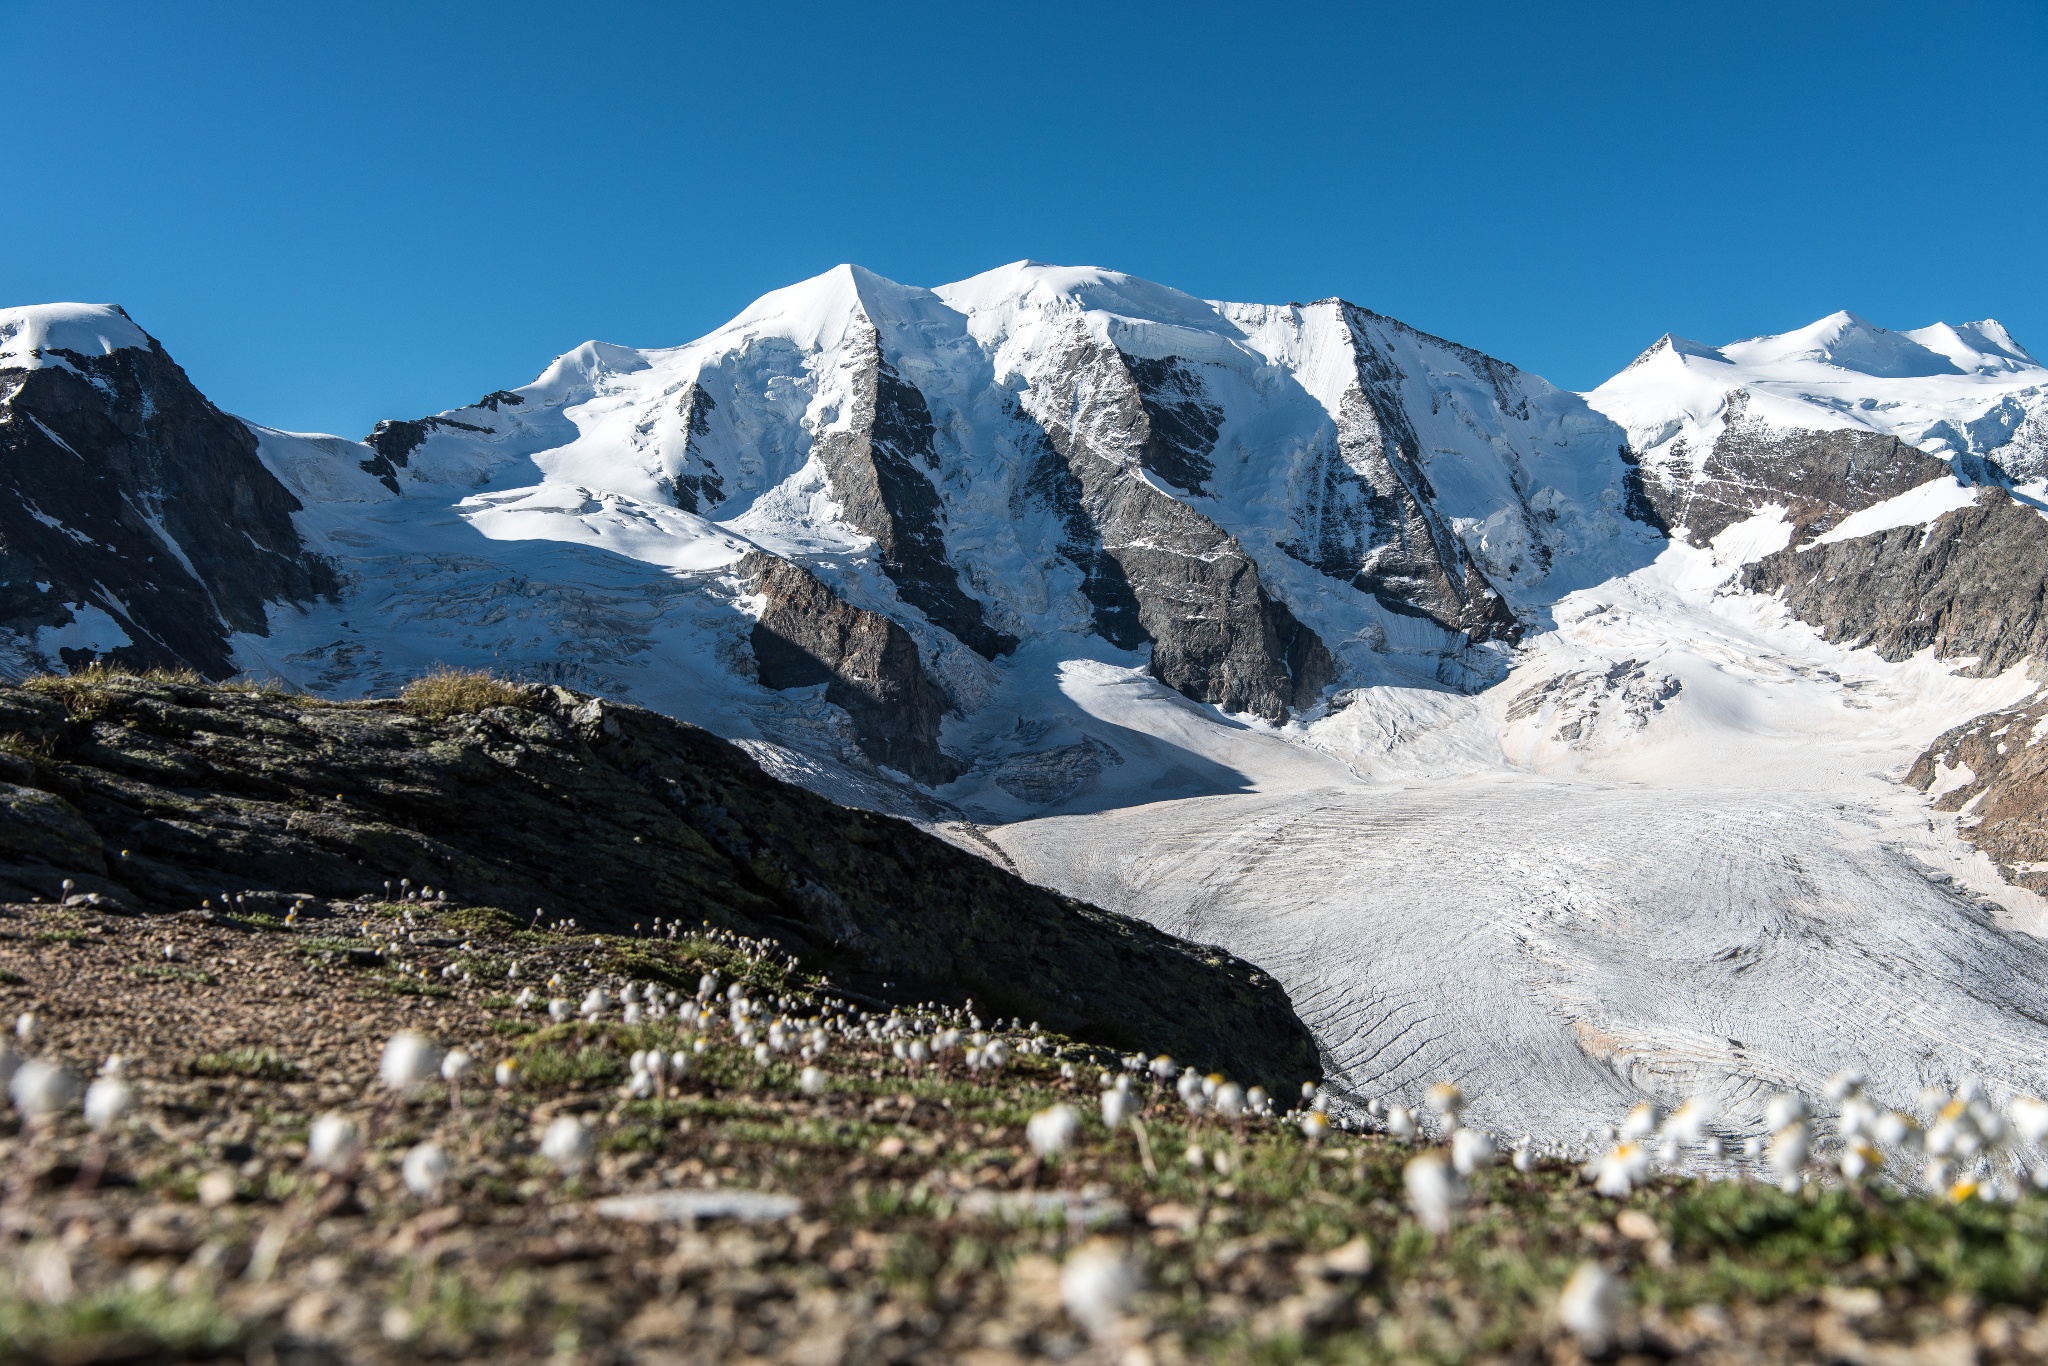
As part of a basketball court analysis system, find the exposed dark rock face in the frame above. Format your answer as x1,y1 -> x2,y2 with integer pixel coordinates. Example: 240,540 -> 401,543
0,676 -> 1319,1088
1283,309 -> 1521,644
359,413 -> 491,494
1742,488 -> 2048,676
1642,393 -> 1953,546
1615,442 -> 1672,535
812,325 -> 1017,660
742,551 -> 958,784
1908,694 -> 2048,896
1504,658 -> 1681,744
660,381 -> 727,514
992,737 -> 1123,806
1023,331 -> 1334,721
1019,418 -> 1147,649
1123,354 -> 1222,496
360,388 -> 536,492
0,327 -> 335,678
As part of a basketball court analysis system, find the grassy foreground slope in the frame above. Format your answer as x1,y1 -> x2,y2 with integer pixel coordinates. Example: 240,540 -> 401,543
2,896 -> 2048,1364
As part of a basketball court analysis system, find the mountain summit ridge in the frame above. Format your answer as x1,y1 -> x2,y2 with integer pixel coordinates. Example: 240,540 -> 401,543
3,271 -> 2046,816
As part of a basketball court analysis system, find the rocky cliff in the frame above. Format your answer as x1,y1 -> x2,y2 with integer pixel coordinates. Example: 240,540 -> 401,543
0,308 -> 335,677
1283,307 -> 1522,644
1742,488 -> 2048,676
1908,694 -> 2048,896
1023,329 -> 1336,721
742,550 -> 958,784
0,672 -> 1318,1087
809,323 -> 1019,662
1644,394 -> 1955,547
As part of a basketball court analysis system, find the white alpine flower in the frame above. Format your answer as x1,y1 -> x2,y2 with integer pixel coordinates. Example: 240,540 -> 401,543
1384,1104 -> 1417,1142
1404,1151 -> 1463,1234
402,1142 -> 450,1198
1592,1142 -> 1650,1197
83,1077 -> 133,1132
307,1113 -> 362,1171
1618,1102 -> 1660,1142
1101,1088 -> 1136,1131
1060,1240 -> 1136,1341
9,1060 -> 79,1118
540,1116 -> 593,1175
1558,1261 -> 1621,1352
1027,1103 -> 1081,1159
1451,1127 -> 1497,1175
380,1032 -> 440,1093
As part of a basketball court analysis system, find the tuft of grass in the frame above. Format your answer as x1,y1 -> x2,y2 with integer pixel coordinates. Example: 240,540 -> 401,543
0,731 -> 54,760
400,667 -> 531,720
518,1042 -> 626,1090
126,964 -> 215,987
216,675 -> 298,696
23,662 -> 203,721
190,1046 -> 299,1080
437,904 -> 526,936
0,1283 -> 240,1358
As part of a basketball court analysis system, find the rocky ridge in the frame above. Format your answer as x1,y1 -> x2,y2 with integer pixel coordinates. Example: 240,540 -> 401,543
1641,395 -> 1955,548
0,672 -> 1317,1089
1909,691 -> 2048,896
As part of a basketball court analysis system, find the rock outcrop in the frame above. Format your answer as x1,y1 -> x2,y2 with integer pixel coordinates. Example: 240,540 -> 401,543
742,551 -> 958,785
0,674 -> 1319,1088
1281,306 -> 1522,643
0,316 -> 335,677
811,324 -> 1017,660
1742,488 -> 2048,676
1024,331 -> 1335,721
1642,394 -> 1954,547
1909,695 -> 2048,895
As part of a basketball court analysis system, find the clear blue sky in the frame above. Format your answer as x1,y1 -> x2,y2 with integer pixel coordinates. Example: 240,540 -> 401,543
7,2 -> 2043,437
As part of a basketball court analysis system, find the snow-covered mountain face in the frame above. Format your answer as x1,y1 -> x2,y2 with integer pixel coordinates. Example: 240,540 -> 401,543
220,263 -> 1663,814
16,275 -> 2048,1160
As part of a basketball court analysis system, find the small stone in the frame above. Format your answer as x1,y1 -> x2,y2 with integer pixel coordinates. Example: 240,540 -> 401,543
196,1171 -> 237,1208
1614,1209 -> 1660,1242
1317,1236 -> 1374,1278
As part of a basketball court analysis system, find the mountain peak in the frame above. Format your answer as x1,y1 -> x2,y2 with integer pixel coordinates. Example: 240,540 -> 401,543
1622,333 -> 1731,372
0,303 -> 153,369
1720,310 -> 2045,381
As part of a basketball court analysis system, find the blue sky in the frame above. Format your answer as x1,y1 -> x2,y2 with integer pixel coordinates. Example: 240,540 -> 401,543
6,2 -> 2043,436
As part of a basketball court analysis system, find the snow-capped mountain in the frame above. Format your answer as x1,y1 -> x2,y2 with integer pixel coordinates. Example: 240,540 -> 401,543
13,273 -> 2048,1157
219,263 -> 1661,813
1586,310 -> 2048,547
